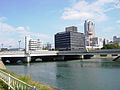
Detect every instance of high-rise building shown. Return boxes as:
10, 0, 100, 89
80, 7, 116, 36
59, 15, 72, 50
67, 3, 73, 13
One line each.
84, 20, 95, 47
55, 26, 85, 51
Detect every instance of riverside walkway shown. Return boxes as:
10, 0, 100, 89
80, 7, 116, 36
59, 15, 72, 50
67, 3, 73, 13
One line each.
0, 69, 37, 90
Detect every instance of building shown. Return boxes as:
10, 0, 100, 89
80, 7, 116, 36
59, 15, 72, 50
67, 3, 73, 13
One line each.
25, 36, 30, 53
65, 26, 77, 32
25, 36, 42, 51
84, 20, 95, 47
84, 20, 104, 50
29, 39, 42, 50
113, 36, 120, 45
92, 37, 103, 49
55, 26, 85, 51
43, 43, 52, 50
103, 39, 109, 45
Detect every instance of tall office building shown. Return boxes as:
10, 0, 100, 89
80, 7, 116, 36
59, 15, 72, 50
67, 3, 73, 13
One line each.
84, 20, 95, 47
55, 26, 85, 51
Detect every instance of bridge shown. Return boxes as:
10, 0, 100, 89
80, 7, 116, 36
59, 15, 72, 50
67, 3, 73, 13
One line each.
0, 49, 120, 63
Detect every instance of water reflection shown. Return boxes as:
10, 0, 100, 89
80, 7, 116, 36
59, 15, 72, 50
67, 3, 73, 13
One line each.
6, 59, 120, 90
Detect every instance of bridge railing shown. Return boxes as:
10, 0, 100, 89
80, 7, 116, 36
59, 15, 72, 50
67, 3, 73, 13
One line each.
0, 69, 37, 90
30, 50, 58, 55
0, 51, 24, 55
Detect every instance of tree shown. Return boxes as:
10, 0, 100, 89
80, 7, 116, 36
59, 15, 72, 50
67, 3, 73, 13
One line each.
102, 44, 120, 49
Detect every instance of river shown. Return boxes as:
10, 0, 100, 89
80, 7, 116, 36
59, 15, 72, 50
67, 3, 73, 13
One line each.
6, 59, 120, 90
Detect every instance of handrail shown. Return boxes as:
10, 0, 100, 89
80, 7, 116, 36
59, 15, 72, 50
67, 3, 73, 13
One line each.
0, 69, 37, 90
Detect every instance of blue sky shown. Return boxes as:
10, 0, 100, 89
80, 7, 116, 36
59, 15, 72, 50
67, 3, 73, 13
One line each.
0, 0, 120, 48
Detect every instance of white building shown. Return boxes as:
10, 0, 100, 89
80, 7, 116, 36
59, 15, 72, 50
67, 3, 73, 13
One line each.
85, 37, 103, 50
84, 20, 103, 50
29, 39, 42, 50
25, 36, 42, 51
92, 37, 103, 49
25, 36, 30, 53
84, 20, 95, 47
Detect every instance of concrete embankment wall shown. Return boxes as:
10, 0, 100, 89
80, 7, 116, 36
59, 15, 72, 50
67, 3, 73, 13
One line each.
91, 54, 120, 59
0, 60, 6, 69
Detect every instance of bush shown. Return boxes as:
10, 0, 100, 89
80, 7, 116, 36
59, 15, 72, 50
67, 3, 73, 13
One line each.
102, 44, 120, 49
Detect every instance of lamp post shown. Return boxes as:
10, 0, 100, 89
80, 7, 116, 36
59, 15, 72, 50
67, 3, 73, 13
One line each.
18, 40, 21, 50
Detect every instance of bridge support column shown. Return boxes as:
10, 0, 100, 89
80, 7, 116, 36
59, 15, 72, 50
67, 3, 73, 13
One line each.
81, 55, 84, 59
26, 56, 31, 63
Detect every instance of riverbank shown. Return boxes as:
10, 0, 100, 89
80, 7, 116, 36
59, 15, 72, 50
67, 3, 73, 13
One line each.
0, 68, 59, 90
0, 60, 6, 69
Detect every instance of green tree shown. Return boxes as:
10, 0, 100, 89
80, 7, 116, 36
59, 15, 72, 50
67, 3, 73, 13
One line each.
102, 44, 120, 49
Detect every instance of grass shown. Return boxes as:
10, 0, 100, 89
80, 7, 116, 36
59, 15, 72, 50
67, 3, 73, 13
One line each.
0, 80, 8, 90
0, 69, 59, 90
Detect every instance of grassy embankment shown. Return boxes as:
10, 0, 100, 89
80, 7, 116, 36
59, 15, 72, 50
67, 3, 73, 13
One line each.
0, 68, 59, 90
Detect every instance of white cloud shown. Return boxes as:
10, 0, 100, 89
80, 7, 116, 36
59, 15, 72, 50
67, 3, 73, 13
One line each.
116, 20, 120, 29
104, 27, 114, 32
117, 20, 120, 24
67, 0, 78, 4
16, 26, 51, 43
0, 22, 16, 32
16, 26, 31, 36
0, 21, 52, 48
0, 39, 17, 48
114, 0, 120, 8
62, 0, 116, 22
0, 17, 7, 22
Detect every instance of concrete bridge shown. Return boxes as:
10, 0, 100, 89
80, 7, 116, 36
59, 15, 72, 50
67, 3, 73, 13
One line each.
0, 49, 120, 63
0, 50, 58, 63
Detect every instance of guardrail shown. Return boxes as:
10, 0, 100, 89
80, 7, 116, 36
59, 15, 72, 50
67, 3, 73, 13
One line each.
0, 69, 37, 90
0, 51, 24, 55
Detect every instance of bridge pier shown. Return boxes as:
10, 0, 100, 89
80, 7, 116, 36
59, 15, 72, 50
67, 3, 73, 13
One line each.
64, 55, 83, 60
54, 56, 65, 61
26, 56, 31, 63
1, 57, 27, 64
84, 55, 93, 59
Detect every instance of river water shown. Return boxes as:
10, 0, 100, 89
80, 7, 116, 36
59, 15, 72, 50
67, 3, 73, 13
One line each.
6, 59, 120, 90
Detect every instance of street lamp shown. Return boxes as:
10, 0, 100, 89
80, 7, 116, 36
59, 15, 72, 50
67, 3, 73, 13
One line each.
18, 40, 21, 50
